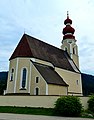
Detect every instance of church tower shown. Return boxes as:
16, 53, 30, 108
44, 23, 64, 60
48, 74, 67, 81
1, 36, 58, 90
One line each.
61, 12, 79, 68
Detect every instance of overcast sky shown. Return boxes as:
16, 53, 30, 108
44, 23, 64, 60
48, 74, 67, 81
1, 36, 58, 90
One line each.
0, 0, 94, 75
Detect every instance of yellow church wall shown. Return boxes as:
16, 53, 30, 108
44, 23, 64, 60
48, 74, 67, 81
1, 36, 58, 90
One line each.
48, 84, 68, 95
6, 57, 48, 95
6, 58, 32, 94
15, 58, 31, 93
30, 63, 47, 95
6, 58, 17, 93
30, 60, 68, 95
55, 67, 83, 96
6, 57, 82, 96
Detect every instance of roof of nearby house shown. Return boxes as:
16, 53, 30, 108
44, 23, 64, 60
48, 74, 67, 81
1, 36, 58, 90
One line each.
10, 34, 80, 73
33, 62, 68, 86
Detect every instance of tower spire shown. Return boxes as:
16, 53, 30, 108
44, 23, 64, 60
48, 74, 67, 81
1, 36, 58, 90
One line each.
67, 11, 69, 18
63, 11, 75, 40
61, 12, 79, 68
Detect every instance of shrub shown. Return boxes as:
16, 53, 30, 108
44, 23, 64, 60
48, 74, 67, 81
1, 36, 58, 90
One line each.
54, 96, 83, 117
88, 95, 94, 113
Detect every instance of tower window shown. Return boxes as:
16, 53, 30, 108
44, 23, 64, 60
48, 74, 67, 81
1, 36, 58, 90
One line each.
10, 68, 14, 81
73, 47, 76, 54
73, 48, 75, 54
64, 47, 68, 52
21, 68, 27, 89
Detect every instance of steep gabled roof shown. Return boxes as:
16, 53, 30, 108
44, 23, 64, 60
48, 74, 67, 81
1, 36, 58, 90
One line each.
10, 34, 33, 58
10, 34, 80, 73
33, 62, 68, 86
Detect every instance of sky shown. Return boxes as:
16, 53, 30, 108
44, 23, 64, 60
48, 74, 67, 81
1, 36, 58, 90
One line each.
0, 0, 94, 75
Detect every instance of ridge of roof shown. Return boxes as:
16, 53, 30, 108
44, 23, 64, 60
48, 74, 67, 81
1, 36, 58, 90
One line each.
10, 33, 80, 73
24, 33, 64, 52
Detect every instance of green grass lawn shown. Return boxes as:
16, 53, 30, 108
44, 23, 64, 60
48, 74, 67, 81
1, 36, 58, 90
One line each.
0, 106, 93, 118
0, 106, 54, 116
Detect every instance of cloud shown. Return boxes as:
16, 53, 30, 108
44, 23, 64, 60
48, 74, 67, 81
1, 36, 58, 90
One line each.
0, 0, 94, 75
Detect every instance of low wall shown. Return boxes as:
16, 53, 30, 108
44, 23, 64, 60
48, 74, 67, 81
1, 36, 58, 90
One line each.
0, 96, 89, 109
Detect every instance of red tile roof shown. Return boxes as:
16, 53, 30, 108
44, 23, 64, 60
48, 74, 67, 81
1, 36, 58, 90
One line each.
10, 34, 80, 73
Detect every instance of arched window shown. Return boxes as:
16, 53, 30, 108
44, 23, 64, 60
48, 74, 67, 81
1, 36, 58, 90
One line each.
73, 47, 76, 54
73, 47, 75, 54
35, 77, 39, 83
35, 87, 39, 95
10, 68, 14, 81
21, 68, 27, 88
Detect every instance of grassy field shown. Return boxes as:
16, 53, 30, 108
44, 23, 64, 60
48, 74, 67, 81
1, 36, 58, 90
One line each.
0, 106, 54, 116
0, 106, 93, 118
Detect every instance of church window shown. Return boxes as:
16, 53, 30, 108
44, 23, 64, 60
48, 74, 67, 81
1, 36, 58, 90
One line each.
36, 77, 39, 83
21, 68, 27, 88
35, 87, 39, 95
76, 80, 79, 85
10, 68, 14, 81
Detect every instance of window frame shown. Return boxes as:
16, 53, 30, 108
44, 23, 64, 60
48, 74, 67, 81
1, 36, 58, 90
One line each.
35, 76, 39, 83
34, 87, 40, 95
73, 47, 76, 54
20, 67, 28, 89
10, 68, 14, 81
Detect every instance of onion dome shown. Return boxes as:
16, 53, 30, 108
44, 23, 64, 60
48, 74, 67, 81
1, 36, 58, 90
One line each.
63, 25, 75, 35
64, 13, 72, 25
63, 34, 75, 40
62, 11, 75, 40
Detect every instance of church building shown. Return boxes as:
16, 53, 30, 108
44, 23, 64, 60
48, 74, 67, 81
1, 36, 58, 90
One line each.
6, 13, 83, 96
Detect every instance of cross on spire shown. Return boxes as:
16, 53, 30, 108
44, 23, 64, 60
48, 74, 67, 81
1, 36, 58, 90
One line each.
67, 11, 69, 18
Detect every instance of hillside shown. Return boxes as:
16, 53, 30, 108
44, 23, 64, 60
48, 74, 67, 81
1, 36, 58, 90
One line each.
0, 72, 8, 81
81, 73, 94, 96
0, 72, 94, 96
0, 72, 8, 95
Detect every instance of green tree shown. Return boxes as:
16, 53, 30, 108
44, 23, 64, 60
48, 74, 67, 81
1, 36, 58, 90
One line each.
54, 96, 83, 117
0, 81, 7, 95
88, 95, 94, 113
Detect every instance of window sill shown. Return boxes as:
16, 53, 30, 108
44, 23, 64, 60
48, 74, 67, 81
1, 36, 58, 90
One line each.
10, 80, 13, 82
20, 88, 27, 90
